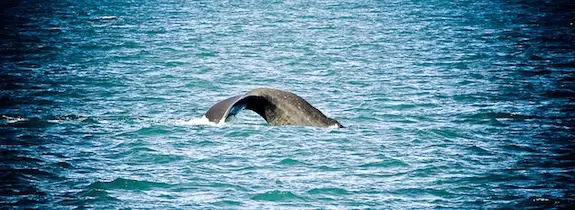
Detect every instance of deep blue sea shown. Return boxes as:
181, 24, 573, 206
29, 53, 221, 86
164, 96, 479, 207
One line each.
1, 0, 574, 209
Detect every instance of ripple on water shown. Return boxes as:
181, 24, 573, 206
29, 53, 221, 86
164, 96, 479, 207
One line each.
169, 181, 250, 194
455, 111, 537, 126
465, 145, 494, 156
251, 190, 307, 202
87, 178, 172, 191
58, 188, 120, 207
278, 158, 307, 166
210, 200, 243, 207
359, 158, 410, 168
75, 189, 119, 202
132, 152, 185, 164
392, 188, 455, 199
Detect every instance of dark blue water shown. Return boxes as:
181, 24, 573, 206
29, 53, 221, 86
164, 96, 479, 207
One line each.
1, 0, 574, 208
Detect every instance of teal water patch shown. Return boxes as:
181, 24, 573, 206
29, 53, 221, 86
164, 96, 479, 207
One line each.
278, 158, 306, 166
307, 187, 350, 195
132, 126, 171, 136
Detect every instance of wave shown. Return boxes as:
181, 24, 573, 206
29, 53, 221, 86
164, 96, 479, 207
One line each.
2, 115, 29, 124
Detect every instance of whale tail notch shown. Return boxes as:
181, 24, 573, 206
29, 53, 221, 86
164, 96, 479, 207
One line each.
204, 94, 274, 124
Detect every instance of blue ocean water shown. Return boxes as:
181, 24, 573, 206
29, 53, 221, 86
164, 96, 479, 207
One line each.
1, 0, 574, 208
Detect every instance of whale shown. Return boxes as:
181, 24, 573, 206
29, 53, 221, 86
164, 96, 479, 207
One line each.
204, 88, 344, 128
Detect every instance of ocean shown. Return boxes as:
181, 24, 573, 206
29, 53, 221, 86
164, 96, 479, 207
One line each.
1, 0, 574, 208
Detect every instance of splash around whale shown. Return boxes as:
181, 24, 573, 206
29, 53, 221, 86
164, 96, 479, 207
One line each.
204, 88, 344, 128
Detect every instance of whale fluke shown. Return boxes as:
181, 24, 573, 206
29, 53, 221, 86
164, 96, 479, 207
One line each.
204, 88, 343, 128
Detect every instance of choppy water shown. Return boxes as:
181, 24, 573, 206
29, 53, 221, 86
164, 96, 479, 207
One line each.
1, 0, 574, 209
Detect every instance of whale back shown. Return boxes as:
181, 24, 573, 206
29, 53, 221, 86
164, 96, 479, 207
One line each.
245, 88, 341, 127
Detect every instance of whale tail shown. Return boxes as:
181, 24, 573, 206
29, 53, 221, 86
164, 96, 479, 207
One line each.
204, 88, 343, 128
204, 94, 283, 124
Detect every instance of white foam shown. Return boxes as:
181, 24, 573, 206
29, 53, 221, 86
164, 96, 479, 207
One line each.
2, 115, 29, 124
97, 16, 118, 20
174, 116, 224, 126
328, 123, 342, 129
48, 116, 88, 123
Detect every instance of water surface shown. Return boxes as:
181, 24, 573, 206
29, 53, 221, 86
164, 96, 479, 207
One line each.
1, 0, 574, 208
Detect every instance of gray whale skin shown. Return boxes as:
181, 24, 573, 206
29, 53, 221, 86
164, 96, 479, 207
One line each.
204, 88, 344, 128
